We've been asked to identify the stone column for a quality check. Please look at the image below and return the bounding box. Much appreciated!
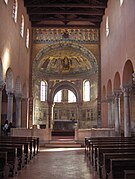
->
[28,98,33,128]
[0,83,4,135]
[47,102,53,129]
[113,90,121,136]
[51,103,55,129]
[132,72,135,81]
[21,97,28,128]
[76,103,81,128]
[123,87,131,137]
[15,94,22,128]
[107,96,113,127]
[7,91,14,123]
[76,105,79,121]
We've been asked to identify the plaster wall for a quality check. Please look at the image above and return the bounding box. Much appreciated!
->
[0,0,31,96]
[100,0,135,127]
[100,0,135,88]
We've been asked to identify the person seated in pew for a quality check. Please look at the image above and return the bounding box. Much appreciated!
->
[7,122,13,135]
[2,120,9,136]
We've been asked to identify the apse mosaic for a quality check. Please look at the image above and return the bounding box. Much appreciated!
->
[40,56,92,74]
[33,28,99,43]
[34,42,98,76]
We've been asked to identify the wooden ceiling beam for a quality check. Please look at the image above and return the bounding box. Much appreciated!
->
[30,17,102,22]
[27,10,104,16]
[25,4,106,8]
[32,23,100,28]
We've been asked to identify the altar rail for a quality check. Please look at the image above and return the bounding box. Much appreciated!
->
[75,128,115,141]
[11,128,115,144]
[11,128,52,145]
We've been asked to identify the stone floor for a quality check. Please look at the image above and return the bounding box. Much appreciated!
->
[12,147,98,179]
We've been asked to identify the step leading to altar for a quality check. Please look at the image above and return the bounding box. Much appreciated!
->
[42,139,83,148]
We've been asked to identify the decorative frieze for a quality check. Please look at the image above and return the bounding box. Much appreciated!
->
[33,28,99,44]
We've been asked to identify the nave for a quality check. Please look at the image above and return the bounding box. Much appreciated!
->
[11,147,97,179]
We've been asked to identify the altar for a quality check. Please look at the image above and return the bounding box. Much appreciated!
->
[52,120,77,136]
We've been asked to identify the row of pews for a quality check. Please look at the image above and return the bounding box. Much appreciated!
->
[0,136,39,179]
[85,136,135,179]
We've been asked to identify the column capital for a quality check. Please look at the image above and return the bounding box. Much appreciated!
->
[15,93,22,99]
[101,97,108,103]
[0,81,5,91]
[113,89,122,98]
[132,72,135,81]
[122,86,132,97]
[107,95,114,103]
[6,91,14,97]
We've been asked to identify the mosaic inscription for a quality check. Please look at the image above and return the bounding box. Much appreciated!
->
[33,28,99,43]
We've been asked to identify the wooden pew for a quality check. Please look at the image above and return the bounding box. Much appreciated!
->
[94,144,135,170]
[0,136,39,157]
[0,143,25,170]
[90,140,135,162]
[108,158,135,179]
[92,143,135,168]
[0,147,18,177]
[86,136,134,149]
[0,139,31,164]
[85,137,135,179]
[124,170,135,179]
[102,152,135,179]
[0,136,39,178]
[0,152,9,179]
[85,137,135,155]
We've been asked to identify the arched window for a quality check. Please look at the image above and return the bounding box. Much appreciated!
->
[83,80,90,101]
[120,0,124,7]
[12,0,18,23]
[40,81,47,101]
[54,90,62,102]
[26,28,30,48]
[4,0,8,4]
[68,90,76,102]
[20,15,24,37]
[106,16,110,37]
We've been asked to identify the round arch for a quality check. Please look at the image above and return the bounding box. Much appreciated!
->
[102,85,106,98]
[15,76,22,95]
[34,41,98,71]
[113,72,121,90]
[122,60,134,87]
[5,68,14,92]
[48,81,81,105]
[107,80,113,96]
[0,58,4,82]
[22,83,28,98]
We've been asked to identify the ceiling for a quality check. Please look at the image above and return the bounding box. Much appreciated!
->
[24,0,108,28]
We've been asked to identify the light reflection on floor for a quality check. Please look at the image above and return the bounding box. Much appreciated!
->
[40,147,84,152]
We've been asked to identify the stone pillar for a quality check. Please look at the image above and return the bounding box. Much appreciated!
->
[0,83,4,135]
[62,89,68,102]
[107,96,113,127]
[46,111,49,129]
[51,103,55,129]
[7,92,14,123]
[28,98,33,128]
[123,87,131,137]
[21,98,28,128]
[113,90,121,136]
[48,102,54,129]
[15,94,22,128]
[111,99,115,128]
[132,72,135,81]
[77,103,82,128]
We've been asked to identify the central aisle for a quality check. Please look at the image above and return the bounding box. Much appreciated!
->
[12,148,97,179]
